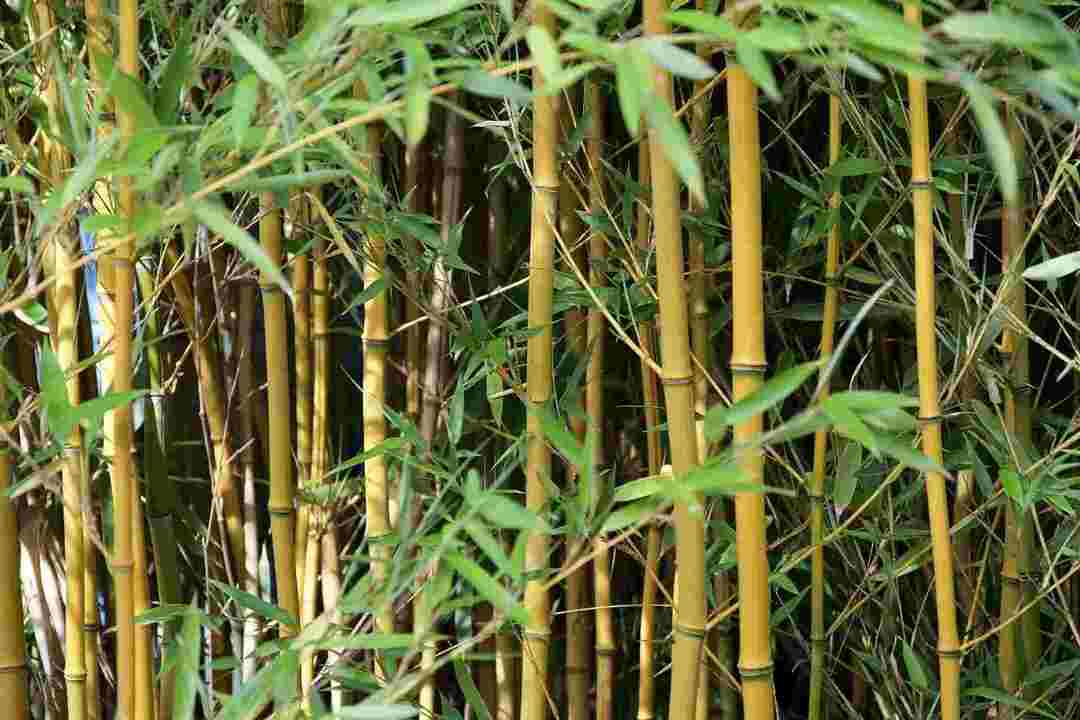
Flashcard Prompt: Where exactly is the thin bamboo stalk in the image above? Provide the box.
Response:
[133,472,154,720]
[236,282,260,683]
[633,136,663,720]
[999,108,1039,712]
[904,2,962,718]
[113,0,140,714]
[584,75,616,720]
[359,116,394,679]
[521,7,560,718]
[725,3,775,718]
[560,87,590,720]
[294,212,314,605]
[808,91,842,720]
[0,358,28,720]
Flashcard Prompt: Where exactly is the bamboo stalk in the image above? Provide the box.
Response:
[634,136,663,720]
[1000,107,1039,712]
[585,75,616,720]
[360,116,394,679]
[725,3,775,718]
[0,357,28,720]
[294,209,314,607]
[236,281,260,683]
[560,86,590,720]
[521,6,560,718]
[112,0,140,714]
[904,2,962,718]
[133,470,154,720]
[808,90,842,720]
[644,1,705,717]
[259,193,301,641]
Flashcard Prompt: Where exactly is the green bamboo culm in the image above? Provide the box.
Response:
[725,2,777,719]
[644,1,705,718]
[520,4,560,719]
[808,90,842,720]
[999,107,1040,715]
[904,1,963,718]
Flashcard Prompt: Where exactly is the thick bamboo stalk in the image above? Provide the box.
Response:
[725,5,775,719]
[808,91,842,720]
[643,2,706,717]
[999,108,1039,712]
[633,134,664,720]
[360,118,394,679]
[259,193,301,639]
[560,88,590,720]
[904,2,962,718]
[584,75,616,720]
[113,0,140,715]
[0,365,28,720]
[521,7,560,719]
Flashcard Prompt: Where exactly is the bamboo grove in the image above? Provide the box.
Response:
[7,0,1080,719]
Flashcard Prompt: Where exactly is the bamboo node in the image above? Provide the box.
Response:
[737,661,775,679]
[810,633,828,644]
[267,505,293,517]
[673,623,706,640]
[729,362,767,374]
[364,338,392,349]
[917,414,945,425]
[661,374,694,387]
[823,273,844,288]
[910,179,933,190]
[807,492,827,504]
[566,665,588,675]
[258,283,285,294]
[63,671,88,681]
[596,646,618,657]
[0,663,27,674]
[936,646,963,659]
[523,629,551,642]
[82,623,101,631]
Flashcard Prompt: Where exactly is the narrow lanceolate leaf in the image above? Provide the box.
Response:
[734,39,781,102]
[462,71,531,104]
[644,99,705,206]
[939,12,1057,47]
[473,492,549,532]
[211,579,298,629]
[965,81,1018,203]
[444,551,529,625]
[901,640,934,690]
[666,9,738,39]
[526,25,563,82]
[1024,251,1080,281]
[638,36,716,80]
[227,29,287,93]
[231,73,259,149]
[191,200,292,298]
[336,706,419,720]
[705,360,823,436]
[453,657,494,720]
[350,0,477,27]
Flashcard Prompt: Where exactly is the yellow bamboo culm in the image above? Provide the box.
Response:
[904,2,962,718]
[359,119,394,681]
[725,3,776,719]
[634,137,663,720]
[643,1,705,718]
[520,4,560,718]
[560,86,590,720]
[0,373,28,720]
[999,108,1039,715]
[32,0,87,713]
[585,74,616,720]
[808,91,842,720]
[294,208,314,608]
[113,0,140,716]
[260,191,301,640]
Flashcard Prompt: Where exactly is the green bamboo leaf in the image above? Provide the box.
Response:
[901,639,934,690]
[827,157,885,177]
[526,25,562,82]
[666,9,738,39]
[464,519,517,579]
[637,37,715,81]
[336,706,418,720]
[613,475,665,503]
[315,633,420,651]
[172,601,203,720]
[211,579,298,629]
[966,81,1018,204]
[156,20,193,124]
[614,52,643,138]
[0,177,34,195]
[964,688,1055,719]
[474,492,548,532]
[448,378,465,444]
[227,29,287,93]
[191,200,292,299]
[833,441,862,509]
[706,360,823,435]
[231,73,259,149]
[230,169,352,193]
[939,11,1056,47]
[462,71,532,104]
[874,433,946,475]
[734,40,780,102]
[345,276,389,313]
[350,0,476,27]
[644,98,705,206]
[601,496,665,533]
[823,394,878,452]
[743,17,811,53]
[444,551,528,625]
[453,657,493,720]
[823,0,925,55]
[1001,467,1023,503]
[111,71,161,130]
[1024,250,1080,281]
